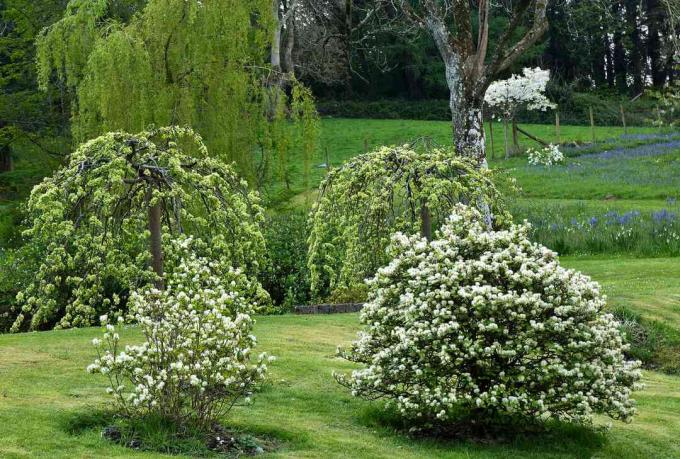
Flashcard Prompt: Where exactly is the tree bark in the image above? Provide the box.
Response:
[271,0,282,72]
[148,190,164,289]
[420,200,431,241]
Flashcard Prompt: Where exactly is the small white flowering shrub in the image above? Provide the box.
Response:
[88,238,271,428]
[337,204,641,427]
[527,144,564,167]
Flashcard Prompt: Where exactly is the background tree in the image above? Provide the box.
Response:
[36,0,318,193]
[379,0,551,165]
[0,0,70,173]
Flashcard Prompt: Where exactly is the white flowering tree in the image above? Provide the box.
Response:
[307,144,507,300]
[88,237,272,429]
[12,127,266,332]
[484,67,555,158]
[337,204,641,427]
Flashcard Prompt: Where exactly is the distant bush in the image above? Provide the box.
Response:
[337,205,641,427]
[318,91,665,127]
[317,99,451,121]
[260,211,311,310]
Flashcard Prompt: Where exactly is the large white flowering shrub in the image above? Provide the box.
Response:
[88,237,271,427]
[337,205,641,426]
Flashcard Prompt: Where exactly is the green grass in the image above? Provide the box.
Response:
[1,257,680,459]
[269,118,665,207]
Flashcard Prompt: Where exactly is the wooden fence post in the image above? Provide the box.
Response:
[555,111,561,144]
[620,104,627,135]
[363,137,368,153]
[589,106,595,143]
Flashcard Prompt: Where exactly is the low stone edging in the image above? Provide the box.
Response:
[294,303,364,315]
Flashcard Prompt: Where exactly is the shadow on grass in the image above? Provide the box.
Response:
[58,407,282,457]
[358,404,609,457]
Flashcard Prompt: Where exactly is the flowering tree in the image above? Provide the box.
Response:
[484,68,555,157]
[307,144,507,300]
[12,127,266,332]
[337,204,642,427]
[88,237,272,429]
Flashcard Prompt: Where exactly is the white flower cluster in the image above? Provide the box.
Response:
[337,204,641,426]
[485,67,556,119]
[87,238,271,426]
[527,144,564,166]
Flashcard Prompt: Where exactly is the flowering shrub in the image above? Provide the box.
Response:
[88,237,271,428]
[337,204,641,426]
[307,144,508,299]
[485,68,555,120]
[12,127,266,331]
[527,144,564,166]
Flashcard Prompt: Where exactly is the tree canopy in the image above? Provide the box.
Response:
[36,0,318,188]
[12,126,267,332]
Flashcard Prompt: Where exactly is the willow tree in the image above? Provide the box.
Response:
[12,127,267,332]
[36,0,318,188]
[307,143,507,300]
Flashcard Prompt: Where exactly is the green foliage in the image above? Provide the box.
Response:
[11,126,266,332]
[307,143,508,299]
[259,211,311,310]
[36,0,318,188]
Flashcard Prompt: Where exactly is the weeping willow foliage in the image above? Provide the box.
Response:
[307,144,509,300]
[36,0,318,187]
[12,126,267,332]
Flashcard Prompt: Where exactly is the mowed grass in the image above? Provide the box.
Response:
[1,256,679,459]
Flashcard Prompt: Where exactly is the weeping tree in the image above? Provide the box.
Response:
[11,127,267,332]
[36,0,318,190]
[307,143,507,300]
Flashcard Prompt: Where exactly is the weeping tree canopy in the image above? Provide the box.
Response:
[307,143,508,300]
[12,127,266,332]
[36,0,318,188]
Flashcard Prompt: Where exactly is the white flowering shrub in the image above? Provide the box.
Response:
[88,237,271,428]
[527,144,564,166]
[337,204,642,427]
[485,67,555,120]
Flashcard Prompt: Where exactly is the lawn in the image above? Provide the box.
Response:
[1,119,679,457]
[1,256,679,459]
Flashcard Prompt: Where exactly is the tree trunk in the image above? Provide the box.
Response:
[445,59,487,166]
[0,142,12,172]
[420,200,432,241]
[271,0,282,73]
[282,7,296,76]
[625,0,644,95]
[647,0,666,88]
[148,191,164,289]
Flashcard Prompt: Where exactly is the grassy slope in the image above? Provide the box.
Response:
[1,258,680,459]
